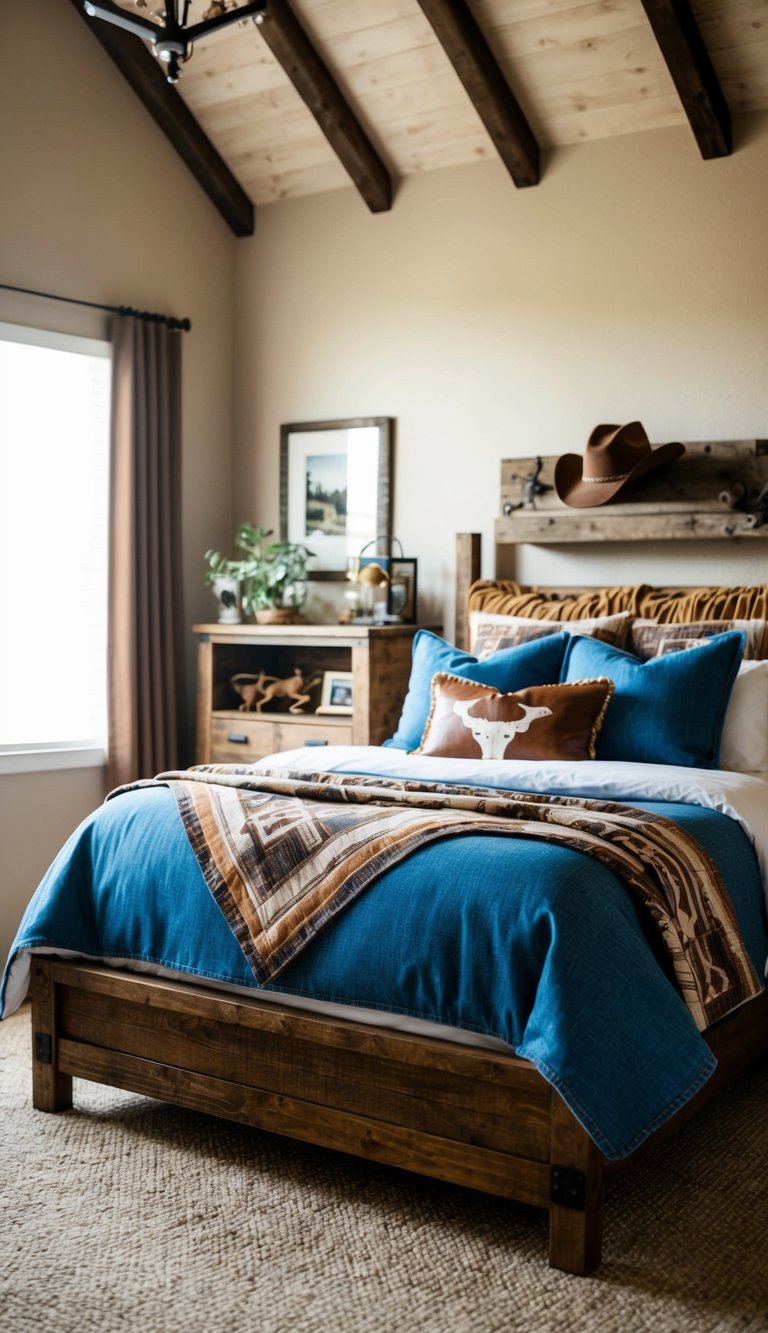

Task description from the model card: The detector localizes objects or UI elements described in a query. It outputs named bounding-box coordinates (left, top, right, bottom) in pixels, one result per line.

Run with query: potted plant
left=235, top=523, right=315, bottom=624
left=203, top=525, right=315, bottom=626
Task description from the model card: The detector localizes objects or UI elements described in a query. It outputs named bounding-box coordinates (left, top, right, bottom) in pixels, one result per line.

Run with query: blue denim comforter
left=2, top=778, right=766, bottom=1159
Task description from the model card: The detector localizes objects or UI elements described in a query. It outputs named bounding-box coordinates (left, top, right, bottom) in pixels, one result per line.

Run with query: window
left=0, top=321, right=111, bottom=772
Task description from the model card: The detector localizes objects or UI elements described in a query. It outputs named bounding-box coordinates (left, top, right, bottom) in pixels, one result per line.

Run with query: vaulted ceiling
left=71, top=0, right=768, bottom=236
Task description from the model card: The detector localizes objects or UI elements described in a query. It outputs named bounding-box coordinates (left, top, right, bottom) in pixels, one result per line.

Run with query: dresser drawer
left=210, top=717, right=277, bottom=762
left=209, top=714, right=353, bottom=762
left=275, top=719, right=353, bottom=751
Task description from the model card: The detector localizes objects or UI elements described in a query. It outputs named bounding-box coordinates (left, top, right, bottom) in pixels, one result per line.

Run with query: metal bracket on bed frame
left=550, top=1165, right=586, bottom=1210
left=34, top=1032, right=52, bottom=1064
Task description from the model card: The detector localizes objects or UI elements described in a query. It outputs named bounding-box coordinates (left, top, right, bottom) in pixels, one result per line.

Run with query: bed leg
left=31, top=959, right=73, bottom=1113
left=548, top=1095, right=604, bottom=1274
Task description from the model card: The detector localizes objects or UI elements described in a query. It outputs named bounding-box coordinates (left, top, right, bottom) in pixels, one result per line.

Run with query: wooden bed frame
left=28, top=440, right=768, bottom=1273
left=30, top=959, right=768, bottom=1274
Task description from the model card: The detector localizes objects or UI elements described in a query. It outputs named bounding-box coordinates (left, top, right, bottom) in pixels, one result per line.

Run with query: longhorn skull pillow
left=417, top=673, right=614, bottom=762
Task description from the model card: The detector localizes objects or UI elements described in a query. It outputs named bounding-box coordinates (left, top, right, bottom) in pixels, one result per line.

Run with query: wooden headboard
left=455, top=439, right=768, bottom=649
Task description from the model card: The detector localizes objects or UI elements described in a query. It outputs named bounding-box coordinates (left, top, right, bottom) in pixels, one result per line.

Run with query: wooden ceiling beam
left=640, top=0, right=731, bottom=159
left=256, top=0, right=392, bottom=213
left=67, top=0, right=255, bottom=236
left=415, top=0, right=539, bottom=189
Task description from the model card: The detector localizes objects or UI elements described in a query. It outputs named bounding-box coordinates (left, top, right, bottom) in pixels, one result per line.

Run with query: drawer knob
left=303, top=739, right=328, bottom=746
left=227, top=733, right=250, bottom=745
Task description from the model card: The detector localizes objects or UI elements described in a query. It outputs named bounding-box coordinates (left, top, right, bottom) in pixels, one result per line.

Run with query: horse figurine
left=230, top=669, right=321, bottom=714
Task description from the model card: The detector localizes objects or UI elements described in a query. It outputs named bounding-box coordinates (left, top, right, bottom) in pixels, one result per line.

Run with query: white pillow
left=720, top=660, right=768, bottom=773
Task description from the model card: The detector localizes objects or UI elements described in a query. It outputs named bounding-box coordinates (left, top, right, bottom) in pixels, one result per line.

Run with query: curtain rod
left=0, top=282, right=191, bottom=332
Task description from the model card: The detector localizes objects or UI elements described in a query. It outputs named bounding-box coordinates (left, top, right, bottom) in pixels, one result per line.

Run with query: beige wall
left=233, top=113, right=768, bottom=634
left=0, top=0, right=237, bottom=962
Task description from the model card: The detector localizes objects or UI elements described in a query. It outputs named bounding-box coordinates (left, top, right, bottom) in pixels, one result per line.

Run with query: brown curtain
left=107, top=315, right=186, bottom=789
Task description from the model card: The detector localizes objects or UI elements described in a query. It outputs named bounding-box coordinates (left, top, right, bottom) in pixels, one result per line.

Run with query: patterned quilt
left=121, top=766, right=762, bottom=1031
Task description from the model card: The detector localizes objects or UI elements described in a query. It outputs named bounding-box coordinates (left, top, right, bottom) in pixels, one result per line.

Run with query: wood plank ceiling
left=72, top=0, right=768, bottom=235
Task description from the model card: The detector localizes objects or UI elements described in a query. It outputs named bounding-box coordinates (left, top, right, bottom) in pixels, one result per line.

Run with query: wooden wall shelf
left=496, top=439, right=768, bottom=547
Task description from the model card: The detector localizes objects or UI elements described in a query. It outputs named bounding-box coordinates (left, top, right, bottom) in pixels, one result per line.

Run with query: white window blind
left=0, top=321, right=110, bottom=769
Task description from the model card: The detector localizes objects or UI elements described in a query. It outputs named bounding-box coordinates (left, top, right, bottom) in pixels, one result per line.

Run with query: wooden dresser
left=194, top=622, right=436, bottom=764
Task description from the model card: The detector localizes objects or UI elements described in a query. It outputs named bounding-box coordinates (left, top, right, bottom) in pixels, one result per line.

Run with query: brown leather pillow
left=417, top=673, right=614, bottom=762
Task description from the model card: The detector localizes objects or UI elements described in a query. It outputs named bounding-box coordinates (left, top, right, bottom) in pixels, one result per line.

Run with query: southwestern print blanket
left=117, top=766, right=762, bottom=1032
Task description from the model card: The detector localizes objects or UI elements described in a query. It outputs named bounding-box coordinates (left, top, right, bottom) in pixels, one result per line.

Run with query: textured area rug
left=1, top=1005, right=767, bottom=1333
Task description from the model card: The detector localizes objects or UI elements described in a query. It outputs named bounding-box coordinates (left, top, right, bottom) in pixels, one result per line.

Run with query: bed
left=4, top=443, right=768, bottom=1275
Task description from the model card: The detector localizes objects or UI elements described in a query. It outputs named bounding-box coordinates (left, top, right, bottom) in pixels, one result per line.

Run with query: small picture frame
left=316, top=670, right=354, bottom=715
left=389, top=558, right=417, bottom=623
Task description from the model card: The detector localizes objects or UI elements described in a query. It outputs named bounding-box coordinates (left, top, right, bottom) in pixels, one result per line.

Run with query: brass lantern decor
left=346, top=538, right=417, bottom=624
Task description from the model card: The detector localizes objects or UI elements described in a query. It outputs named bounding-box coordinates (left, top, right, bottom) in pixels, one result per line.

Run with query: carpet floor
left=1, top=1004, right=767, bottom=1333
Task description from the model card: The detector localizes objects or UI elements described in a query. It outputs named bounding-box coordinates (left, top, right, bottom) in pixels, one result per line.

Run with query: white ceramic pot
left=212, top=576, right=241, bottom=624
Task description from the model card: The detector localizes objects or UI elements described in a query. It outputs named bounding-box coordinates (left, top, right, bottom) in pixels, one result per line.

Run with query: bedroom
left=1, top=0, right=767, bottom=1327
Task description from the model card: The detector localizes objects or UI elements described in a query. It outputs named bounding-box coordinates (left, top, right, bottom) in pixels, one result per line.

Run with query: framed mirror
left=280, top=417, right=392, bottom=577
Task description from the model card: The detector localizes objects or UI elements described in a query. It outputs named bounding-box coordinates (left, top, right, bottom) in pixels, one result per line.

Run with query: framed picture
left=316, top=670, right=354, bottom=715
left=280, top=417, right=393, bottom=577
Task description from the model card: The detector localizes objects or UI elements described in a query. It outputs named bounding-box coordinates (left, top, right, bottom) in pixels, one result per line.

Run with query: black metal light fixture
left=82, top=0, right=268, bottom=84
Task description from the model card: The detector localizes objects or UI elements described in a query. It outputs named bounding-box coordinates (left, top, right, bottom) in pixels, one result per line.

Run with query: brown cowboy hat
left=554, top=422, right=685, bottom=508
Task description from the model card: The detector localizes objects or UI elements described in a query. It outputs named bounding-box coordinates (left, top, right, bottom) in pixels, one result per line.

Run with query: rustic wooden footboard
left=30, top=958, right=768, bottom=1274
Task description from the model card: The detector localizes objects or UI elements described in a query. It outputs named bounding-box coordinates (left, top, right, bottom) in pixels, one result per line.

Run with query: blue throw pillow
left=560, top=631, right=745, bottom=768
left=385, top=629, right=570, bottom=751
